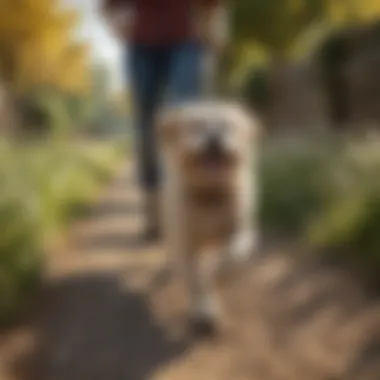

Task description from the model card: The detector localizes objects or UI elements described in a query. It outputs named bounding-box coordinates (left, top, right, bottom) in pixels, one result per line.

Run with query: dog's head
left=158, top=101, right=260, bottom=186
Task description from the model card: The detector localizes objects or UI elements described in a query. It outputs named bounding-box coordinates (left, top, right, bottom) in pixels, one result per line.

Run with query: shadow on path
left=10, top=272, right=189, bottom=380
left=4, top=164, right=380, bottom=380
left=74, top=231, right=143, bottom=252
left=85, top=200, right=142, bottom=219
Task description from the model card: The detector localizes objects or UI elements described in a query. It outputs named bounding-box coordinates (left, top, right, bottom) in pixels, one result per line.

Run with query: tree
left=230, top=0, right=380, bottom=61
left=327, top=0, right=380, bottom=25
left=0, top=0, right=91, bottom=134
left=0, top=0, right=89, bottom=94
left=231, top=0, right=327, bottom=59
left=223, top=0, right=327, bottom=95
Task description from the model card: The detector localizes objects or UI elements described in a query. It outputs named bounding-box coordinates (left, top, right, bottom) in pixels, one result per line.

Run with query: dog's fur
left=157, top=100, right=260, bottom=332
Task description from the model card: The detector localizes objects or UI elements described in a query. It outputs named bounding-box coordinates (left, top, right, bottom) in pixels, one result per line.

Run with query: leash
left=202, top=1, right=229, bottom=99
left=203, top=50, right=218, bottom=98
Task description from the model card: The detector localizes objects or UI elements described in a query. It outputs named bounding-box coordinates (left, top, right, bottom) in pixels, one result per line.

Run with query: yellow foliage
left=228, top=44, right=269, bottom=88
left=0, top=0, right=89, bottom=94
left=327, top=0, right=380, bottom=25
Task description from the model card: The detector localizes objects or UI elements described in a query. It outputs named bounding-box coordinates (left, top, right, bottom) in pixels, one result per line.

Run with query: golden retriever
left=157, top=100, right=260, bottom=335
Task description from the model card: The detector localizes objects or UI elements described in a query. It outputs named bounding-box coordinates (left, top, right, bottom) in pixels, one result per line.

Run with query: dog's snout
left=205, top=135, right=224, bottom=155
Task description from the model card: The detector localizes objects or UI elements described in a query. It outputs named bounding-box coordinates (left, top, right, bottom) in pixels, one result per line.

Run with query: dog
left=157, top=100, right=260, bottom=335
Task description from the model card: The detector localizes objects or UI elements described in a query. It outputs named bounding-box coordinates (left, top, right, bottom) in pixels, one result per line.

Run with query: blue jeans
left=128, top=42, right=204, bottom=191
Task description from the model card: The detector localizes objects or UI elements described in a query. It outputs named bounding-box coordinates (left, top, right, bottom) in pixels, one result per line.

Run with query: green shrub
left=0, top=145, right=42, bottom=323
left=19, top=88, right=72, bottom=136
left=259, top=138, right=335, bottom=235
left=261, top=134, right=380, bottom=271
left=0, top=138, right=122, bottom=326
left=307, top=136, right=380, bottom=270
left=0, top=199, right=43, bottom=323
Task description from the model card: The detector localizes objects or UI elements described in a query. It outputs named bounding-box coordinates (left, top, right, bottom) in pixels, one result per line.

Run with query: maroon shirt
left=103, top=0, right=218, bottom=45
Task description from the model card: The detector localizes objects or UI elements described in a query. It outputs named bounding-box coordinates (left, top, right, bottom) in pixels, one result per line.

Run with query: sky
left=62, top=0, right=125, bottom=91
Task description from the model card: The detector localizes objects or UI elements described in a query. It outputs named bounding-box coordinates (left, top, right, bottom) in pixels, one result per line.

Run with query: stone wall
left=261, top=21, right=380, bottom=132
left=319, top=21, right=380, bottom=128
left=342, top=26, right=380, bottom=124
left=266, top=61, right=329, bottom=132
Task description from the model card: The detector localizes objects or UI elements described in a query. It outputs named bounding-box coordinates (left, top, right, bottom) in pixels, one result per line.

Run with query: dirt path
left=1, top=162, right=380, bottom=380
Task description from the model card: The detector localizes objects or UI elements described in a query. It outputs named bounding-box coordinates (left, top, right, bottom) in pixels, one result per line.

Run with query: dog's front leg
left=216, top=217, right=259, bottom=281
left=228, top=165, right=259, bottom=263
left=182, top=245, right=220, bottom=336
left=228, top=224, right=258, bottom=263
left=213, top=227, right=256, bottom=284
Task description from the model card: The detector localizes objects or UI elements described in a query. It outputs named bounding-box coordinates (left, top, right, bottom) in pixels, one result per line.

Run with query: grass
left=0, top=137, right=124, bottom=326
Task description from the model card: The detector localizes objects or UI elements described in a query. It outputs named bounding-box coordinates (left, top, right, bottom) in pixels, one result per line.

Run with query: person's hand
left=104, top=7, right=134, bottom=40
left=196, top=4, right=229, bottom=55
left=204, top=32, right=228, bottom=55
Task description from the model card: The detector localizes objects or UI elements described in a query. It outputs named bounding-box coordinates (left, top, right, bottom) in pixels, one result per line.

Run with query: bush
left=0, top=138, right=122, bottom=325
left=18, top=88, right=94, bottom=137
left=0, top=188, right=43, bottom=324
left=261, top=134, right=380, bottom=272
left=259, top=137, right=336, bottom=235
left=307, top=136, right=380, bottom=270
left=18, top=88, right=71, bottom=136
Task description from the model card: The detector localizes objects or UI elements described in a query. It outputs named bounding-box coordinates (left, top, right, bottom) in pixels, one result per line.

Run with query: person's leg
left=128, top=45, right=168, bottom=241
left=167, top=41, right=205, bottom=104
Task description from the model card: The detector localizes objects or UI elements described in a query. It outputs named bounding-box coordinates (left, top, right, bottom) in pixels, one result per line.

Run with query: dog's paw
left=229, top=230, right=259, bottom=263
left=188, top=298, right=219, bottom=338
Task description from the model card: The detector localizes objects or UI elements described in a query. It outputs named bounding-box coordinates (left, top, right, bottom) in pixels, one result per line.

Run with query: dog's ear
left=236, top=103, right=263, bottom=142
left=156, top=108, right=179, bottom=146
